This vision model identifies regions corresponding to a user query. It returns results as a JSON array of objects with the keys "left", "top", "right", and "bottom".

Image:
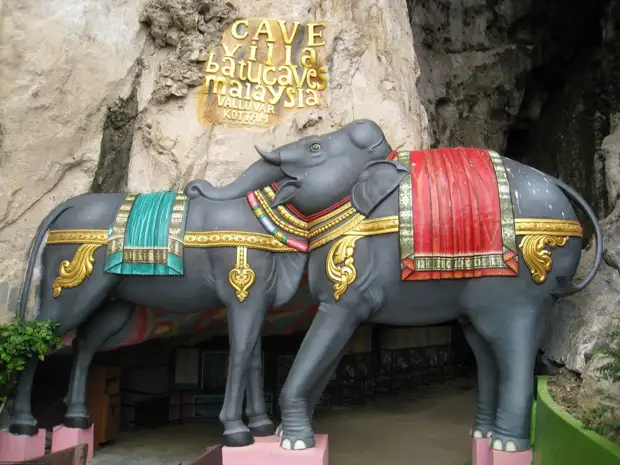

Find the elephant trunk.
[{"left": 184, "top": 159, "right": 285, "bottom": 200}]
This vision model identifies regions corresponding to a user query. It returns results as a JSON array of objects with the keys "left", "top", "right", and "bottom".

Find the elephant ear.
[{"left": 351, "top": 160, "right": 409, "bottom": 216}]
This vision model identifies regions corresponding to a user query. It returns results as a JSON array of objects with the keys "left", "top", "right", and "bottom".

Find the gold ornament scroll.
[
  {"left": 325, "top": 216, "right": 399, "bottom": 301},
  {"left": 52, "top": 244, "right": 103, "bottom": 297},
  {"left": 515, "top": 219, "right": 583, "bottom": 284}
]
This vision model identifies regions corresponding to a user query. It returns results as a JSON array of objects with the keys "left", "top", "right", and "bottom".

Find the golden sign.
[{"left": 198, "top": 19, "right": 328, "bottom": 127}]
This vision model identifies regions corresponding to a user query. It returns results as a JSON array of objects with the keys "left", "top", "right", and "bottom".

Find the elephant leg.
[
  {"left": 474, "top": 301, "right": 549, "bottom": 452},
  {"left": 245, "top": 337, "right": 275, "bottom": 437},
  {"left": 279, "top": 302, "right": 362, "bottom": 450},
  {"left": 219, "top": 302, "right": 269, "bottom": 447},
  {"left": 8, "top": 357, "right": 40, "bottom": 435},
  {"left": 10, "top": 259, "right": 117, "bottom": 436},
  {"left": 63, "top": 300, "right": 133, "bottom": 428},
  {"left": 275, "top": 349, "right": 345, "bottom": 438},
  {"left": 460, "top": 319, "right": 498, "bottom": 439},
  {"left": 307, "top": 349, "right": 345, "bottom": 419}
]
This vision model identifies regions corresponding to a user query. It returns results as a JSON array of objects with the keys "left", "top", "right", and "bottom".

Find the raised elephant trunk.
[{"left": 185, "top": 148, "right": 285, "bottom": 200}]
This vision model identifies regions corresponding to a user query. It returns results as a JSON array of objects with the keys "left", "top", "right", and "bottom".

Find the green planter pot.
[{"left": 533, "top": 376, "right": 620, "bottom": 465}]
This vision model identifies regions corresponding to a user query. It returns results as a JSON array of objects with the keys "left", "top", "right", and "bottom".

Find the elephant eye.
[{"left": 309, "top": 143, "right": 321, "bottom": 152}]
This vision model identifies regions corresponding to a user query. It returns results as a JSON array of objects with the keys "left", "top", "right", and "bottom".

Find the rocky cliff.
[{"left": 0, "top": 0, "right": 430, "bottom": 323}]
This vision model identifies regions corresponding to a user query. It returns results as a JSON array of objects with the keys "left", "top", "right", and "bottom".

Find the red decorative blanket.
[{"left": 397, "top": 148, "right": 518, "bottom": 281}]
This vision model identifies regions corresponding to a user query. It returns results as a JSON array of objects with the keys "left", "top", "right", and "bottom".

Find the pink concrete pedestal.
[
  {"left": 222, "top": 435, "right": 328, "bottom": 465},
  {"left": 491, "top": 449, "right": 533, "bottom": 465},
  {"left": 472, "top": 438, "right": 492, "bottom": 465},
  {"left": 0, "top": 428, "right": 46, "bottom": 462},
  {"left": 51, "top": 424, "right": 94, "bottom": 460}
]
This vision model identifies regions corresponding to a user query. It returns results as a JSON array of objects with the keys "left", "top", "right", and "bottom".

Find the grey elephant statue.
[
  {"left": 191, "top": 119, "right": 603, "bottom": 455},
  {"left": 10, "top": 154, "right": 319, "bottom": 447}
]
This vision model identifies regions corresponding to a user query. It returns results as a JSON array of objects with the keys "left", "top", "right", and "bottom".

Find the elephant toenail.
[
  {"left": 473, "top": 430, "right": 484, "bottom": 439},
  {"left": 293, "top": 440, "right": 307, "bottom": 450},
  {"left": 492, "top": 439, "right": 504, "bottom": 450},
  {"left": 281, "top": 438, "right": 292, "bottom": 450},
  {"left": 505, "top": 441, "right": 517, "bottom": 452}
]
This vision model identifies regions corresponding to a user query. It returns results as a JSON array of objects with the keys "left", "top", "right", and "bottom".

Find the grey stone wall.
[{"left": 0, "top": 278, "right": 18, "bottom": 323}]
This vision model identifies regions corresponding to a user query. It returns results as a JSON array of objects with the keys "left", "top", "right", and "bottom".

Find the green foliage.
[
  {"left": 582, "top": 330, "right": 620, "bottom": 444},
  {"left": 594, "top": 331, "right": 620, "bottom": 383},
  {"left": 0, "top": 318, "right": 61, "bottom": 407},
  {"left": 581, "top": 405, "right": 620, "bottom": 443}
]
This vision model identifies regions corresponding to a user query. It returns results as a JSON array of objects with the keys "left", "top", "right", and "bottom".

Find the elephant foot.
[
  {"left": 223, "top": 431, "right": 255, "bottom": 447},
  {"left": 64, "top": 403, "right": 92, "bottom": 429},
  {"left": 250, "top": 423, "right": 276, "bottom": 437},
  {"left": 280, "top": 429, "right": 316, "bottom": 450},
  {"left": 63, "top": 415, "right": 92, "bottom": 429},
  {"left": 8, "top": 419, "right": 38, "bottom": 437},
  {"left": 470, "top": 423, "right": 493, "bottom": 439},
  {"left": 490, "top": 433, "right": 531, "bottom": 452}
]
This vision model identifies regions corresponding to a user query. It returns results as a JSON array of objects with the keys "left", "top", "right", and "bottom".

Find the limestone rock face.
[
  {"left": 408, "top": 0, "right": 533, "bottom": 151},
  {"left": 541, "top": 112, "right": 620, "bottom": 388},
  {"left": 0, "top": 0, "right": 149, "bottom": 322},
  {"left": 541, "top": 244, "right": 620, "bottom": 373},
  {"left": 541, "top": 109, "right": 620, "bottom": 406},
  {"left": 0, "top": 0, "right": 430, "bottom": 321},
  {"left": 128, "top": 0, "right": 430, "bottom": 193}
]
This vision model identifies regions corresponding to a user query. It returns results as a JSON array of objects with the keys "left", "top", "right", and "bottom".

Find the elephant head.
[
  {"left": 264, "top": 119, "right": 399, "bottom": 215},
  {"left": 188, "top": 119, "right": 404, "bottom": 215}
]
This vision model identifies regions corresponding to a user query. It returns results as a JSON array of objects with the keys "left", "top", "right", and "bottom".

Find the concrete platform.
[{"left": 87, "top": 377, "right": 476, "bottom": 465}]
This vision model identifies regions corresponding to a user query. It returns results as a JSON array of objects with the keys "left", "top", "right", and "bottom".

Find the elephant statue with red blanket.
[{"left": 192, "top": 119, "right": 603, "bottom": 458}]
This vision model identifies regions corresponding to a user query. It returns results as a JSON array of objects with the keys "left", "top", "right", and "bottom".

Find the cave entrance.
[{"left": 410, "top": 0, "right": 616, "bottom": 219}]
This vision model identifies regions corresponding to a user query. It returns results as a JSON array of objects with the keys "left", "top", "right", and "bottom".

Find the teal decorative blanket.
[{"left": 104, "top": 191, "right": 189, "bottom": 276}]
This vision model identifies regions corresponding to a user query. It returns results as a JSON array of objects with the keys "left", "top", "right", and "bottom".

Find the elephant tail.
[
  {"left": 550, "top": 177, "right": 603, "bottom": 298},
  {"left": 17, "top": 201, "right": 75, "bottom": 318}
]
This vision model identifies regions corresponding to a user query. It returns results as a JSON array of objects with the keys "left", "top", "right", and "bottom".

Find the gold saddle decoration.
[
  {"left": 46, "top": 229, "right": 289, "bottom": 299},
  {"left": 325, "top": 217, "right": 584, "bottom": 300},
  {"left": 228, "top": 246, "right": 256, "bottom": 302},
  {"left": 326, "top": 216, "right": 399, "bottom": 301},
  {"left": 514, "top": 218, "right": 583, "bottom": 284},
  {"left": 45, "top": 217, "right": 584, "bottom": 300},
  {"left": 52, "top": 244, "right": 102, "bottom": 297}
]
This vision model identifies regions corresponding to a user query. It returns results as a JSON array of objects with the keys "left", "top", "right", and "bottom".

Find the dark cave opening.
[
  {"left": 410, "top": 0, "right": 620, "bottom": 219},
  {"left": 503, "top": 0, "right": 610, "bottom": 216}
]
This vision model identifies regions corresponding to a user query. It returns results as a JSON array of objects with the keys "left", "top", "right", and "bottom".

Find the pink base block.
[
  {"left": 222, "top": 435, "right": 328, "bottom": 465},
  {"left": 51, "top": 424, "right": 94, "bottom": 460},
  {"left": 491, "top": 449, "right": 533, "bottom": 465},
  {"left": 472, "top": 437, "right": 491, "bottom": 465},
  {"left": 0, "top": 428, "right": 46, "bottom": 462}
]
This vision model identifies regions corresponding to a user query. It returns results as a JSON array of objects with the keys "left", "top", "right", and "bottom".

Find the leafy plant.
[
  {"left": 581, "top": 405, "right": 620, "bottom": 443},
  {"left": 0, "top": 318, "right": 61, "bottom": 416},
  {"left": 594, "top": 331, "right": 620, "bottom": 383},
  {"left": 581, "top": 330, "right": 620, "bottom": 444}
]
